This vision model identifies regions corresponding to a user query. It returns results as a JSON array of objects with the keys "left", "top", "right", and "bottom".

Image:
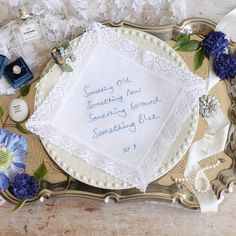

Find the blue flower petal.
[
  {"left": 1, "top": 162, "right": 25, "bottom": 181},
  {"left": 10, "top": 163, "right": 25, "bottom": 175},
  {"left": 3, "top": 168, "right": 16, "bottom": 181},
  {"left": 0, "top": 174, "right": 10, "bottom": 190},
  {"left": 11, "top": 135, "right": 28, "bottom": 153},
  {"left": 12, "top": 162, "right": 26, "bottom": 169},
  {"left": 12, "top": 149, "right": 27, "bottom": 163},
  {"left": 0, "top": 129, "right": 27, "bottom": 152},
  {"left": 0, "top": 129, "right": 27, "bottom": 178},
  {"left": 2, "top": 130, "right": 18, "bottom": 150}
]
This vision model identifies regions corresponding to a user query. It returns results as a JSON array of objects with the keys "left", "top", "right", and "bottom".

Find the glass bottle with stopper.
[{"left": 10, "top": 6, "right": 49, "bottom": 75}]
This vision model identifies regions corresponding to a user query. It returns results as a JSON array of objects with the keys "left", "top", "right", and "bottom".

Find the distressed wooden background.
[{"left": 1, "top": 1, "right": 236, "bottom": 235}]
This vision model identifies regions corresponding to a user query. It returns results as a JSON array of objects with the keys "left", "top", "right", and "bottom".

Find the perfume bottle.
[{"left": 10, "top": 7, "right": 49, "bottom": 73}]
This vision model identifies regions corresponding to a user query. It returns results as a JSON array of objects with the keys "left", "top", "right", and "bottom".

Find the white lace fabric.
[
  {"left": 0, "top": 0, "right": 187, "bottom": 54},
  {"left": 26, "top": 23, "right": 206, "bottom": 191},
  {"left": 0, "top": 0, "right": 186, "bottom": 96}
]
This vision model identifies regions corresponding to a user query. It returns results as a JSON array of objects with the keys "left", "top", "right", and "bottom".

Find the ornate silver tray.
[{"left": 1, "top": 18, "right": 235, "bottom": 210}]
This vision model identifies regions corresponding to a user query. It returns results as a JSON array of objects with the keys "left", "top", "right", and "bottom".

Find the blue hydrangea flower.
[
  {"left": 0, "top": 129, "right": 27, "bottom": 190},
  {"left": 10, "top": 173, "right": 39, "bottom": 200},
  {"left": 202, "top": 31, "right": 228, "bottom": 57},
  {"left": 213, "top": 53, "right": 236, "bottom": 80}
]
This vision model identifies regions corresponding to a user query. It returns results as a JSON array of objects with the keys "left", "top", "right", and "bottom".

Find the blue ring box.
[
  {"left": 0, "top": 54, "right": 9, "bottom": 79},
  {"left": 4, "top": 57, "right": 33, "bottom": 89}
]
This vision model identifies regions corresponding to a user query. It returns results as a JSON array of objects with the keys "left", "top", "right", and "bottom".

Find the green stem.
[
  {"left": 4, "top": 124, "right": 15, "bottom": 128},
  {"left": 195, "top": 33, "right": 205, "bottom": 40},
  {"left": 0, "top": 117, "right": 3, "bottom": 127},
  {"left": 2, "top": 115, "right": 9, "bottom": 128}
]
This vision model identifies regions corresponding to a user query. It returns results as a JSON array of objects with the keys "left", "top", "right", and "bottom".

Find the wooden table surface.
[{"left": 1, "top": 1, "right": 236, "bottom": 235}]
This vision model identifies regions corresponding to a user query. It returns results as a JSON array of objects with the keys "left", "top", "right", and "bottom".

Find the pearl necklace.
[{"left": 174, "top": 160, "right": 221, "bottom": 193}]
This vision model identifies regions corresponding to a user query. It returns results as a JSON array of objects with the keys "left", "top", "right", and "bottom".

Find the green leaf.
[
  {"left": 34, "top": 162, "right": 48, "bottom": 182},
  {"left": 194, "top": 49, "right": 206, "bottom": 71},
  {"left": 61, "top": 40, "right": 70, "bottom": 48},
  {"left": 15, "top": 124, "right": 28, "bottom": 134},
  {"left": 20, "top": 84, "right": 31, "bottom": 97},
  {"left": 61, "top": 64, "right": 73, "bottom": 72},
  {"left": 176, "top": 40, "right": 201, "bottom": 52},
  {"left": 174, "top": 33, "right": 190, "bottom": 49},
  {"left": 12, "top": 200, "right": 26, "bottom": 212},
  {"left": 0, "top": 105, "right": 4, "bottom": 118}
]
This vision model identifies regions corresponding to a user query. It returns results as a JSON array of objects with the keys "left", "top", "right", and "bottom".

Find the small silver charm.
[
  {"left": 199, "top": 95, "right": 220, "bottom": 118},
  {"left": 12, "top": 65, "right": 22, "bottom": 75},
  {"left": 51, "top": 41, "right": 74, "bottom": 65},
  {"left": 51, "top": 40, "right": 75, "bottom": 72}
]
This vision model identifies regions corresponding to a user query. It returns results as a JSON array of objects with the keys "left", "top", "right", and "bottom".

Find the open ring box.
[{"left": 4, "top": 57, "right": 33, "bottom": 89}]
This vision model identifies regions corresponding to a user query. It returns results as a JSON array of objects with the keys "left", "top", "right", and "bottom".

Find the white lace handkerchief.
[{"left": 26, "top": 23, "right": 206, "bottom": 191}]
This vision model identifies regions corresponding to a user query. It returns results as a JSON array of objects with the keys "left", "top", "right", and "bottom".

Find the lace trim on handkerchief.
[{"left": 26, "top": 23, "right": 206, "bottom": 191}]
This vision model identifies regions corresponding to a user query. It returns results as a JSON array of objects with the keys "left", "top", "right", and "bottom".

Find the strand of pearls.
[{"left": 174, "top": 160, "right": 221, "bottom": 193}]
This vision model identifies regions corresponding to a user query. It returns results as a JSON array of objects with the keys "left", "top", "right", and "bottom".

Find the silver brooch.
[{"left": 199, "top": 95, "right": 220, "bottom": 118}]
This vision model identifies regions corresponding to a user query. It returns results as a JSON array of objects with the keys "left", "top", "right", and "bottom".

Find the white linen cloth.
[
  {"left": 26, "top": 23, "right": 206, "bottom": 191},
  {"left": 0, "top": 76, "right": 16, "bottom": 95}
]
